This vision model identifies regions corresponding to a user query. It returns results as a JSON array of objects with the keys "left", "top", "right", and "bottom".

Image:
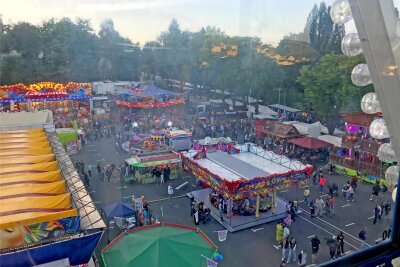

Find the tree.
[
  {"left": 298, "top": 54, "right": 374, "bottom": 133},
  {"left": 309, "top": 3, "right": 345, "bottom": 55}
]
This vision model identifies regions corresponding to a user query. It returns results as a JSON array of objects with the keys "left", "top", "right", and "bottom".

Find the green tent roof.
[{"left": 102, "top": 224, "right": 216, "bottom": 267}]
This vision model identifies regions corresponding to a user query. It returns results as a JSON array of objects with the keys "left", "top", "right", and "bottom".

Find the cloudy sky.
[{"left": 1, "top": 0, "right": 397, "bottom": 46}]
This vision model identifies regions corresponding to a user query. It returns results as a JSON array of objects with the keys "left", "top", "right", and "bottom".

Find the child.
[{"left": 303, "top": 187, "right": 310, "bottom": 205}]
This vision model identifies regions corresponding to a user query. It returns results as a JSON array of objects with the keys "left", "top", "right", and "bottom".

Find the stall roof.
[
  {"left": 317, "top": 135, "right": 342, "bottom": 147},
  {"left": 0, "top": 110, "right": 53, "bottom": 127},
  {"left": 269, "top": 104, "right": 301, "bottom": 113},
  {"left": 0, "top": 129, "right": 78, "bottom": 229},
  {"left": 340, "top": 112, "right": 373, "bottom": 127},
  {"left": 289, "top": 137, "right": 333, "bottom": 149},
  {"left": 117, "top": 85, "right": 180, "bottom": 98},
  {"left": 248, "top": 104, "right": 278, "bottom": 116},
  {"left": 102, "top": 202, "right": 135, "bottom": 220}
]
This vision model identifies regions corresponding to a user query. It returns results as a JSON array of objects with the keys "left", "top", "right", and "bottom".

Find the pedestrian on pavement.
[
  {"left": 319, "top": 176, "right": 326, "bottom": 194},
  {"left": 303, "top": 187, "right": 310, "bottom": 205},
  {"left": 287, "top": 237, "right": 297, "bottom": 263},
  {"left": 97, "top": 163, "right": 101, "bottom": 177},
  {"left": 351, "top": 177, "right": 358, "bottom": 192},
  {"left": 219, "top": 201, "right": 224, "bottom": 222},
  {"left": 384, "top": 201, "right": 392, "bottom": 217},
  {"left": 276, "top": 222, "right": 283, "bottom": 245},
  {"left": 370, "top": 183, "right": 381, "bottom": 201},
  {"left": 298, "top": 250, "right": 307, "bottom": 266},
  {"left": 106, "top": 167, "right": 112, "bottom": 183},
  {"left": 87, "top": 164, "right": 92, "bottom": 178},
  {"left": 290, "top": 203, "right": 296, "bottom": 222},
  {"left": 347, "top": 185, "right": 354, "bottom": 201},
  {"left": 280, "top": 260, "right": 287, "bottom": 267},
  {"left": 282, "top": 237, "right": 290, "bottom": 262},
  {"left": 311, "top": 235, "right": 321, "bottom": 264},
  {"left": 312, "top": 170, "right": 317, "bottom": 186},
  {"left": 326, "top": 235, "right": 340, "bottom": 260},
  {"left": 337, "top": 232, "right": 345, "bottom": 256},
  {"left": 283, "top": 225, "right": 290, "bottom": 242},
  {"left": 83, "top": 172, "right": 90, "bottom": 187},
  {"left": 160, "top": 172, "right": 165, "bottom": 184},
  {"left": 315, "top": 197, "right": 325, "bottom": 217},
  {"left": 309, "top": 199, "right": 316, "bottom": 218},
  {"left": 378, "top": 202, "right": 384, "bottom": 221},
  {"left": 168, "top": 183, "right": 174, "bottom": 204},
  {"left": 81, "top": 161, "right": 85, "bottom": 175},
  {"left": 359, "top": 227, "right": 367, "bottom": 249},
  {"left": 329, "top": 195, "right": 335, "bottom": 216},
  {"left": 342, "top": 183, "right": 349, "bottom": 199},
  {"left": 190, "top": 197, "right": 196, "bottom": 217},
  {"left": 373, "top": 204, "right": 382, "bottom": 224}
]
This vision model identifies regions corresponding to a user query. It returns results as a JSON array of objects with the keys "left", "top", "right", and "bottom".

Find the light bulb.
[
  {"left": 385, "top": 165, "right": 399, "bottom": 186},
  {"left": 360, "top": 92, "right": 381, "bottom": 114},
  {"left": 341, "top": 33, "right": 362, "bottom": 56},
  {"left": 369, "top": 118, "right": 389, "bottom": 139},
  {"left": 330, "top": 0, "right": 352, "bottom": 25},
  {"left": 392, "top": 187, "right": 397, "bottom": 202},
  {"left": 378, "top": 143, "right": 398, "bottom": 163},
  {"left": 351, "top": 64, "right": 372, "bottom": 86},
  {"left": 167, "top": 121, "right": 173, "bottom": 127}
]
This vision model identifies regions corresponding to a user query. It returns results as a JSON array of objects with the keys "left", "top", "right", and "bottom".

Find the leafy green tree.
[{"left": 298, "top": 54, "right": 374, "bottom": 133}]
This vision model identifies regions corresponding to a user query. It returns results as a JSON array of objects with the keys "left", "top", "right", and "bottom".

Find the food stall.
[
  {"left": 161, "top": 128, "right": 192, "bottom": 151},
  {"left": 125, "top": 151, "right": 181, "bottom": 184}
]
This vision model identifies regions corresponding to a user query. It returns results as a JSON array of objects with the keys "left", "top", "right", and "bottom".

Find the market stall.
[
  {"left": 125, "top": 151, "right": 181, "bottom": 184},
  {"left": 161, "top": 128, "right": 192, "bottom": 151},
  {"left": 288, "top": 136, "right": 333, "bottom": 163}
]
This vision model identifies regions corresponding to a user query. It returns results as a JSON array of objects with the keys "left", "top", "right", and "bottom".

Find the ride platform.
[{"left": 187, "top": 188, "right": 289, "bottom": 232}]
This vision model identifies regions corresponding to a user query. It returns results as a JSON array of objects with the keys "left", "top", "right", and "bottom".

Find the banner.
[
  {"left": 0, "top": 216, "right": 80, "bottom": 250},
  {"left": 217, "top": 230, "right": 228, "bottom": 242}
]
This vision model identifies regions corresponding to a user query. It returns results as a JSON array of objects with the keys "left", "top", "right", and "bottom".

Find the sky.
[{"left": 1, "top": 0, "right": 398, "bottom": 46}]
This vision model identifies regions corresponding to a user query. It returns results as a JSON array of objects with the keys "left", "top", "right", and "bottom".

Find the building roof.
[
  {"left": 117, "top": 85, "right": 180, "bottom": 98},
  {"left": 256, "top": 120, "right": 301, "bottom": 139},
  {"left": 269, "top": 104, "right": 302, "bottom": 113},
  {"left": 288, "top": 137, "right": 333, "bottom": 149},
  {"left": 341, "top": 112, "right": 373, "bottom": 127}
]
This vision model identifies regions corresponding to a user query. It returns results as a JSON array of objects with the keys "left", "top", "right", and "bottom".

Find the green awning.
[
  {"left": 102, "top": 224, "right": 216, "bottom": 267},
  {"left": 125, "top": 157, "right": 180, "bottom": 167}
]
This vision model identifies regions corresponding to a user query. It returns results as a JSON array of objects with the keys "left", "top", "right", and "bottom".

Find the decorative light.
[
  {"left": 385, "top": 165, "right": 399, "bottom": 187},
  {"left": 361, "top": 92, "right": 381, "bottom": 114},
  {"left": 393, "top": 187, "right": 397, "bottom": 202},
  {"left": 132, "top": 122, "right": 138, "bottom": 128},
  {"left": 330, "top": 0, "right": 352, "bottom": 25},
  {"left": 378, "top": 143, "right": 398, "bottom": 162},
  {"left": 167, "top": 121, "right": 173, "bottom": 127},
  {"left": 352, "top": 64, "right": 372, "bottom": 86},
  {"left": 369, "top": 118, "right": 389, "bottom": 139},
  {"left": 341, "top": 33, "right": 363, "bottom": 56}
]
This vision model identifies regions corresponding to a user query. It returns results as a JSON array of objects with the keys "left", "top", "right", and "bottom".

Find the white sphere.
[
  {"left": 352, "top": 64, "right": 372, "bottom": 87},
  {"left": 361, "top": 93, "right": 381, "bottom": 114},
  {"left": 369, "top": 118, "right": 389, "bottom": 139},
  {"left": 392, "top": 187, "right": 397, "bottom": 202},
  {"left": 330, "top": 0, "right": 352, "bottom": 25},
  {"left": 378, "top": 143, "right": 397, "bottom": 162},
  {"left": 341, "top": 33, "right": 363, "bottom": 56},
  {"left": 385, "top": 165, "right": 399, "bottom": 186}
]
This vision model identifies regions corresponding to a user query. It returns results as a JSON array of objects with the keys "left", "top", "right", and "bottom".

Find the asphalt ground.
[{"left": 73, "top": 135, "right": 394, "bottom": 267}]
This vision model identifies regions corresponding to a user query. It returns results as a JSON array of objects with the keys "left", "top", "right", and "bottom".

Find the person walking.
[
  {"left": 351, "top": 177, "right": 358, "bottom": 192},
  {"left": 329, "top": 195, "right": 335, "bottom": 216},
  {"left": 311, "top": 235, "right": 321, "bottom": 264},
  {"left": 190, "top": 197, "right": 196, "bottom": 217},
  {"left": 378, "top": 202, "right": 384, "bottom": 221},
  {"left": 347, "top": 185, "right": 354, "bottom": 201},
  {"left": 282, "top": 237, "right": 290, "bottom": 262},
  {"left": 97, "top": 163, "right": 101, "bottom": 178},
  {"left": 309, "top": 199, "right": 316, "bottom": 218},
  {"left": 373, "top": 204, "right": 382, "bottom": 224},
  {"left": 298, "top": 250, "right": 307, "bottom": 266},
  {"left": 319, "top": 176, "right": 326, "bottom": 194},
  {"left": 337, "top": 232, "right": 345, "bottom": 256},
  {"left": 342, "top": 183, "right": 349, "bottom": 200},
  {"left": 384, "top": 201, "right": 392, "bottom": 217},
  {"left": 287, "top": 237, "right": 297, "bottom": 263},
  {"left": 87, "top": 164, "right": 92, "bottom": 178},
  {"left": 283, "top": 225, "right": 290, "bottom": 242},
  {"left": 219, "top": 201, "right": 224, "bottom": 222},
  {"left": 315, "top": 197, "right": 325, "bottom": 217},
  {"left": 276, "top": 222, "right": 284, "bottom": 245},
  {"left": 160, "top": 171, "right": 165, "bottom": 184},
  {"left": 326, "top": 235, "right": 340, "bottom": 260},
  {"left": 303, "top": 187, "right": 310, "bottom": 205},
  {"left": 312, "top": 170, "right": 317, "bottom": 186},
  {"left": 370, "top": 183, "right": 381, "bottom": 201},
  {"left": 168, "top": 183, "right": 174, "bottom": 204},
  {"left": 359, "top": 227, "right": 367, "bottom": 249}
]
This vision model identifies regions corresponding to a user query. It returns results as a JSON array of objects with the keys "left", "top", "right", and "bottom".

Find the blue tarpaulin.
[
  {"left": 102, "top": 202, "right": 136, "bottom": 220},
  {"left": 117, "top": 85, "right": 180, "bottom": 98},
  {"left": 0, "top": 231, "right": 102, "bottom": 267}
]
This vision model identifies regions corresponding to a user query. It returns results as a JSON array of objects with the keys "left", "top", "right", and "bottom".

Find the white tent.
[
  {"left": 283, "top": 121, "right": 320, "bottom": 137},
  {"left": 317, "top": 135, "right": 342, "bottom": 147},
  {"left": 312, "top": 121, "right": 345, "bottom": 135}
]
